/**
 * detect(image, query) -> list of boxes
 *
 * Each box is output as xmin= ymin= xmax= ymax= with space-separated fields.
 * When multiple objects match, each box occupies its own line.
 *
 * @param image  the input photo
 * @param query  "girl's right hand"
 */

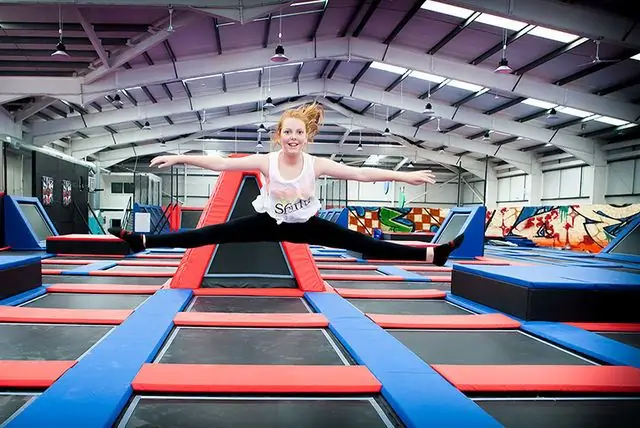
xmin=150 ymin=155 xmax=180 ymax=168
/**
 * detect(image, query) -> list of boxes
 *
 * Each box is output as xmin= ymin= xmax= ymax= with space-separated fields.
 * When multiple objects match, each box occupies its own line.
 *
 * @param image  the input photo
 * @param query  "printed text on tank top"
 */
xmin=267 ymin=151 xmax=315 ymax=217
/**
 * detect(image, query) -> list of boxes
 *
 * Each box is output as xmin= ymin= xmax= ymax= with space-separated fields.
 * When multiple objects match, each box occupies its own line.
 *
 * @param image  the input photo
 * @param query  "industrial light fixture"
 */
xmin=143 ymin=121 xmax=151 ymax=130
xmin=264 ymin=97 xmax=275 ymax=108
xmin=256 ymin=140 xmax=263 ymax=148
xmin=271 ymin=11 xmax=289 ymax=63
xmin=407 ymin=161 xmax=414 ymax=168
xmin=52 ymin=6 xmax=69 ymax=57
xmin=483 ymin=131 xmax=491 ymax=140
xmin=257 ymin=124 xmax=268 ymax=133
xmin=112 ymin=94 xmax=123 ymax=107
xmin=356 ymin=143 xmax=363 ymax=151
xmin=383 ymin=127 xmax=391 ymax=136
xmin=547 ymin=108 xmax=558 ymax=120
xmin=494 ymin=29 xmax=512 ymax=74
xmin=423 ymin=102 xmax=434 ymax=115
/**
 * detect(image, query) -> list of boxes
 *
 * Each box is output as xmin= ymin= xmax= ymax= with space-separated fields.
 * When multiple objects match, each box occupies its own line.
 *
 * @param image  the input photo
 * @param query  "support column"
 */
xmin=0 ymin=107 xmax=21 ymax=143
xmin=528 ymin=162 xmax=543 ymax=205
xmin=484 ymin=176 xmax=498 ymax=210
xmin=590 ymin=151 xmax=607 ymax=204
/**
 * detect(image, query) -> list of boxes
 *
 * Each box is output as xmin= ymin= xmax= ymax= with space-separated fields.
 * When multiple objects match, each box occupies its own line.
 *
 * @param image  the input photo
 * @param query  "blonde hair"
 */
xmin=272 ymin=103 xmax=324 ymax=146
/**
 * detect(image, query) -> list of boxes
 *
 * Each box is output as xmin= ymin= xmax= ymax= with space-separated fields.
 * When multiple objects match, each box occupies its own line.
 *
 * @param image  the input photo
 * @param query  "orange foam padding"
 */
xmin=431 ymin=365 xmax=640 ymax=393
xmin=335 ymin=288 xmax=446 ymax=299
xmin=282 ymin=241 xmax=325 ymax=291
xmin=0 ymin=306 xmax=131 ymax=325
xmin=194 ymin=288 xmax=304 ymax=297
xmin=369 ymin=313 xmax=521 ymax=329
xmin=88 ymin=270 xmax=172 ymax=277
xmin=322 ymin=274 xmax=407 ymax=281
xmin=0 ymin=360 xmax=76 ymax=388
xmin=41 ymin=269 xmax=62 ymax=275
xmin=46 ymin=284 xmax=162 ymax=294
xmin=401 ymin=266 xmax=451 ymax=272
xmin=565 ymin=322 xmax=640 ymax=332
xmin=117 ymin=260 xmax=180 ymax=267
xmin=174 ymin=312 xmax=329 ymax=327
xmin=314 ymin=256 xmax=357 ymax=262
xmin=132 ymin=364 xmax=381 ymax=393
xmin=42 ymin=259 xmax=91 ymax=265
xmin=425 ymin=276 xmax=452 ymax=282
xmin=316 ymin=264 xmax=378 ymax=270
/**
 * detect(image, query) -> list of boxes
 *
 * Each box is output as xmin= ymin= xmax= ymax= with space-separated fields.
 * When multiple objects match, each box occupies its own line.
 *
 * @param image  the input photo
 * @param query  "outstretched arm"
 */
xmin=150 ymin=153 xmax=268 ymax=175
xmin=315 ymin=157 xmax=436 ymax=185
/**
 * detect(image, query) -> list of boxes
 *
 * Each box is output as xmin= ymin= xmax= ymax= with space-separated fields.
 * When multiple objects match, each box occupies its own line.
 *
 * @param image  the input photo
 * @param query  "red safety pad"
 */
xmin=42 ymin=259 xmax=90 ymax=265
xmin=0 ymin=360 xmax=76 ymax=388
xmin=88 ymin=270 xmax=173 ymax=277
xmin=335 ymin=288 xmax=446 ymax=299
xmin=193 ymin=288 xmax=304 ymax=297
xmin=316 ymin=264 xmax=378 ymax=270
xmin=0 ymin=306 xmax=131 ymax=325
xmin=369 ymin=313 xmax=521 ymax=329
xmin=46 ymin=284 xmax=162 ymax=294
xmin=0 ymin=246 xmax=10 ymax=252
xmin=41 ymin=269 xmax=62 ymax=275
xmin=314 ymin=256 xmax=357 ymax=262
xmin=48 ymin=234 xmax=120 ymax=242
xmin=117 ymin=260 xmax=180 ymax=267
xmin=132 ymin=364 xmax=381 ymax=393
xmin=135 ymin=254 xmax=184 ymax=259
xmin=424 ymin=276 xmax=452 ymax=282
xmin=174 ymin=312 xmax=329 ymax=327
xmin=565 ymin=322 xmax=640 ymax=332
xmin=282 ymin=241 xmax=325 ymax=291
xmin=431 ymin=365 xmax=640 ymax=393
xmin=53 ymin=253 xmax=127 ymax=258
xmin=322 ymin=274 xmax=407 ymax=281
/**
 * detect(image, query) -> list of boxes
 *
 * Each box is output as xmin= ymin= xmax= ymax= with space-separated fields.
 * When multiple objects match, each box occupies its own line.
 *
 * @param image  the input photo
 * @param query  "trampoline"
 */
xmin=0 ymin=323 xmax=113 ymax=360
xmin=116 ymin=395 xmax=402 ymax=428
xmin=348 ymin=298 xmax=472 ymax=315
xmin=597 ymin=332 xmax=640 ymax=349
xmin=185 ymin=296 xmax=312 ymax=313
xmin=155 ymin=327 xmax=352 ymax=366
xmin=327 ymin=280 xmax=450 ymax=291
xmin=20 ymin=293 xmax=149 ymax=310
xmin=321 ymin=269 xmax=385 ymax=276
xmin=1 ymin=393 xmax=37 ymax=425
xmin=388 ymin=329 xmax=595 ymax=366
xmin=474 ymin=397 xmax=640 ymax=428
xmin=42 ymin=275 xmax=169 ymax=285
xmin=107 ymin=265 xmax=178 ymax=273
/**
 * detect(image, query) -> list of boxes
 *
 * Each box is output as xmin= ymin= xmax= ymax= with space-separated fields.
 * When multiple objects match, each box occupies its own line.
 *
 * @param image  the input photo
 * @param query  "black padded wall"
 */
xmin=32 ymin=152 xmax=90 ymax=235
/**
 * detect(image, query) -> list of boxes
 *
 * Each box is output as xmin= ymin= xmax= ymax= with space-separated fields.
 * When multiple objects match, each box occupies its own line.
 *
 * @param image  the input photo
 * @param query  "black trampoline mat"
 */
xmin=476 ymin=398 xmax=640 ymax=428
xmin=22 ymin=293 xmax=148 ymax=310
xmin=43 ymin=264 xmax=85 ymax=270
xmin=187 ymin=296 xmax=310 ymax=313
xmin=598 ymin=332 xmax=640 ymax=349
xmin=0 ymin=251 xmax=46 ymax=257
xmin=42 ymin=275 xmax=168 ymax=285
xmin=320 ymin=270 xmax=383 ymax=276
xmin=118 ymin=396 xmax=398 ymax=428
xmin=157 ymin=327 xmax=347 ymax=365
xmin=0 ymin=324 xmax=112 ymax=360
xmin=328 ymin=280 xmax=449 ymax=291
xmin=0 ymin=393 xmax=34 ymax=424
xmin=107 ymin=265 xmax=177 ymax=273
xmin=348 ymin=299 xmax=472 ymax=315
xmin=389 ymin=330 xmax=594 ymax=366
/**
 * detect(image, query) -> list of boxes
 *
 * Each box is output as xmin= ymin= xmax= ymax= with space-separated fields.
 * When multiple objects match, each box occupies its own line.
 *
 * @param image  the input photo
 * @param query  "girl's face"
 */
xmin=279 ymin=117 xmax=307 ymax=155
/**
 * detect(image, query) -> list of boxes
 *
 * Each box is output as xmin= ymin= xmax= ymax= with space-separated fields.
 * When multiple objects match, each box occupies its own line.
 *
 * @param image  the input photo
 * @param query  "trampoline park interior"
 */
xmin=1 ymin=0 xmax=640 ymax=427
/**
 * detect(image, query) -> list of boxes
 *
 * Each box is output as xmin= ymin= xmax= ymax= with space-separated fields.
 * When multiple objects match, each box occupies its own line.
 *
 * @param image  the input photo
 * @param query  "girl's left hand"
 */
xmin=404 ymin=170 xmax=436 ymax=185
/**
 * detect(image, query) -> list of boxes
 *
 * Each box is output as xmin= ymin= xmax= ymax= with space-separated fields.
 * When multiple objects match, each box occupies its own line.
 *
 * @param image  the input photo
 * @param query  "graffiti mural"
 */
xmin=348 ymin=204 xmax=640 ymax=252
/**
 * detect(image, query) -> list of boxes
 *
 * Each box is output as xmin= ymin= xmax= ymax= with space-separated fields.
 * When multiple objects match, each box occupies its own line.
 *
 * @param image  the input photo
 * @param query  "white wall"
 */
xmin=606 ymin=159 xmax=640 ymax=204
xmin=4 ymin=147 xmax=32 ymax=197
xmin=158 ymin=168 xmax=219 ymax=208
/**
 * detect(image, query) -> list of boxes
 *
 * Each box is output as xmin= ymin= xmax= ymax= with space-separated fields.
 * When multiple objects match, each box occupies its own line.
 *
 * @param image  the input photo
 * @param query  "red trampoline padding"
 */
xmin=425 ymin=276 xmax=452 ymax=282
xmin=193 ymin=288 xmax=303 ymax=297
xmin=46 ymin=284 xmax=162 ymax=294
xmin=322 ymin=274 xmax=407 ymax=281
xmin=42 ymin=259 xmax=90 ymax=265
xmin=282 ymin=241 xmax=325 ymax=292
xmin=316 ymin=264 xmax=378 ymax=270
xmin=0 ymin=246 xmax=10 ymax=252
xmin=117 ymin=260 xmax=180 ymax=267
xmin=0 ymin=306 xmax=131 ymax=325
xmin=335 ymin=288 xmax=446 ymax=299
xmin=48 ymin=234 xmax=120 ymax=242
xmin=0 ymin=360 xmax=76 ymax=388
xmin=368 ymin=313 xmax=520 ymax=329
xmin=132 ymin=364 xmax=381 ymax=393
xmin=41 ymin=269 xmax=62 ymax=275
xmin=431 ymin=365 xmax=640 ymax=393
xmin=89 ymin=270 xmax=173 ymax=277
xmin=135 ymin=254 xmax=184 ymax=259
xmin=174 ymin=312 xmax=329 ymax=327
xmin=565 ymin=322 xmax=640 ymax=332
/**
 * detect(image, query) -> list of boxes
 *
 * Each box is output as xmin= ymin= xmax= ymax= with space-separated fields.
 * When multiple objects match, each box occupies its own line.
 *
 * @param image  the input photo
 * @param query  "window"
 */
xmin=111 ymin=182 xmax=123 ymax=193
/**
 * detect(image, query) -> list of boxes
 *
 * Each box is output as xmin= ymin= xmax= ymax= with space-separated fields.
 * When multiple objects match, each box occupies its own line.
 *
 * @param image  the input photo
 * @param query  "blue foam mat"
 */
xmin=61 ymin=261 xmax=118 ymax=275
xmin=0 ymin=255 xmax=43 ymax=270
xmin=376 ymin=265 xmax=429 ymax=281
xmin=6 ymin=288 xmax=192 ymax=428
xmin=304 ymin=292 xmax=500 ymax=427
xmin=0 ymin=286 xmax=47 ymax=306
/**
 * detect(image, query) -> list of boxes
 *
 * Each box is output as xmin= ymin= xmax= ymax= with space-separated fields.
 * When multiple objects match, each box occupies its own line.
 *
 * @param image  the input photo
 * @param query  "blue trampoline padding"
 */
xmin=304 ymin=292 xmax=500 ymax=428
xmin=522 ymin=322 xmax=640 ymax=369
xmin=375 ymin=266 xmax=430 ymax=281
xmin=445 ymin=294 xmax=498 ymax=315
xmin=0 ymin=286 xmax=47 ymax=306
xmin=6 ymin=289 xmax=192 ymax=428
xmin=0 ymin=255 xmax=42 ymax=271
xmin=63 ymin=261 xmax=117 ymax=274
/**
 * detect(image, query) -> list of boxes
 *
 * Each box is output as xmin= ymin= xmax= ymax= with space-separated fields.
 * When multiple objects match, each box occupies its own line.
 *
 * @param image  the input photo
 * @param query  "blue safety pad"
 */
xmin=376 ymin=265 xmax=430 ymax=281
xmin=0 ymin=255 xmax=42 ymax=271
xmin=0 ymin=286 xmax=47 ymax=306
xmin=304 ymin=292 xmax=500 ymax=427
xmin=453 ymin=265 xmax=640 ymax=290
xmin=522 ymin=322 xmax=640 ymax=368
xmin=445 ymin=294 xmax=497 ymax=315
xmin=61 ymin=261 xmax=118 ymax=275
xmin=6 ymin=288 xmax=192 ymax=428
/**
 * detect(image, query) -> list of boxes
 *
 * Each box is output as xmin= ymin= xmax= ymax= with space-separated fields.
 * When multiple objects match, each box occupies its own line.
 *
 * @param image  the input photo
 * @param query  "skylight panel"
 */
xmin=556 ymin=106 xmax=594 ymax=118
xmin=447 ymin=80 xmax=484 ymax=92
xmin=528 ymin=26 xmax=579 ymax=43
xmin=183 ymin=73 xmax=223 ymax=82
xmin=226 ymin=67 xmax=262 ymax=75
xmin=409 ymin=71 xmax=446 ymax=83
xmin=291 ymin=0 xmax=325 ymax=6
xmin=594 ymin=116 xmax=629 ymax=126
xmin=364 ymin=155 xmax=385 ymax=165
xmin=521 ymin=98 xmax=557 ymax=109
xmin=475 ymin=13 xmax=527 ymax=31
xmin=370 ymin=61 xmax=407 ymax=74
xmin=420 ymin=1 xmax=474 ymax=19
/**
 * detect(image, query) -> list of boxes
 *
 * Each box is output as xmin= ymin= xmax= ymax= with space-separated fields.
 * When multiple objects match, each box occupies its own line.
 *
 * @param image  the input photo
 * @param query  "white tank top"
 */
xmin=252 ymin=150 xmax=321 ymax=224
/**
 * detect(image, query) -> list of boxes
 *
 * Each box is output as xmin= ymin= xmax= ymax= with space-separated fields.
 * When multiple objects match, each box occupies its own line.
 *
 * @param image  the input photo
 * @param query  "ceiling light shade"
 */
xmin=408 ymin=161 xmax=414 ymax=168
xmin=256 ymin=141 xmax=263 ymax=148
xmin=143 ymin=121 xmax=151 ymax=130
xmin=483 ymin=131 xmax=491 ymax=140
xmin=423 ymin=103 xmax=434 ymax=115
xmin=383 ymin=127 xmax=391 ymax=136
xmin=264 ymin=97 xmax=275 ymax=108
xmin=271 ymin=45 xmax=289 ymax=63
xmin=51 ymin=42 xmax=69 ymax=57
xmin=547 ymin=108 xmax=559 ymax=120
xmin=356 ymin=143 xmax=363 ymax=151
xmin=494 ymin=58 xmax=512 ymax=74
xmin=257 ymin=124 xmax=267 ymax=133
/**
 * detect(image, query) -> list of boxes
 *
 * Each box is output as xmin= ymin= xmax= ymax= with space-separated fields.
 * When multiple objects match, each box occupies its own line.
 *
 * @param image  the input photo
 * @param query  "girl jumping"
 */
xmin=109 ymin=103 xmax=464 ymax=266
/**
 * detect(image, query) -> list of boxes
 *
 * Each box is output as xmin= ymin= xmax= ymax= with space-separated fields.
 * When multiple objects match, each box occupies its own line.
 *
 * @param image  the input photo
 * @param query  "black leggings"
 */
xmin=146 ymin=213 xmax=428 ymax=261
